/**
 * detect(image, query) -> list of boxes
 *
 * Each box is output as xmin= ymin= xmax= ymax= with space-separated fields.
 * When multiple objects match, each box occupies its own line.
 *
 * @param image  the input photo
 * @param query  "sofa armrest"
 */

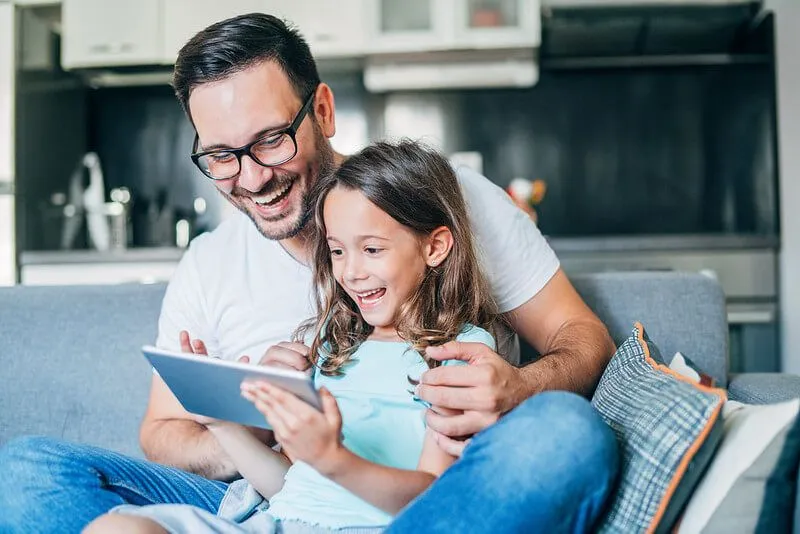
xmin=727 ymin=373 xmax=800 ymax=404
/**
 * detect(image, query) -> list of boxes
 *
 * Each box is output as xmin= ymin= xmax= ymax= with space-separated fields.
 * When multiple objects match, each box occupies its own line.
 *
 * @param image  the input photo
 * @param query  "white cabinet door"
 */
xmin=368 ymin=0 xmax=454 ymax=53
xmin=162 ymin=0 xmax=265 ymax=64
xmin=368 ymin=0 xmax=540 ymax=53
xmin=61 ymin=0 xmax=163 ymax=69
xmin=273 ymin=0 xmax=368 ymax=58
xmin=455 ymin=0 xmax=540 ymax=48
xmin=0 ymin=195 xmax=14 ymax=286
xmin=165 ymin=1 xmax=369 ymax=64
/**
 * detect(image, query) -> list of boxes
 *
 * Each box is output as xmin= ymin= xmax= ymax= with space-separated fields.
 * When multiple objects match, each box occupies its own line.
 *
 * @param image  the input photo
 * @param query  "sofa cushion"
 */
xmin=676 ymin=399 xmax=800 ymax=533
xmin=591 ymin=323 xmax=727 ymax=534
xmin=0 ymin=283 xmax=166 ymax=458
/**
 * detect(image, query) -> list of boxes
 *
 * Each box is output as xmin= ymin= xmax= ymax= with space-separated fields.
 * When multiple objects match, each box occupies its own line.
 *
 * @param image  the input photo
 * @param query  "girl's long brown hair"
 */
xmin=295 ymin=140 xmax=499 ymax=376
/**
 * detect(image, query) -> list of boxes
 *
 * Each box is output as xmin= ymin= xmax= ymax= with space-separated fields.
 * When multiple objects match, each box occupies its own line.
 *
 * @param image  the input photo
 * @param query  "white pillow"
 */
xmin=676 ymin=399 xmax=800 ymax=533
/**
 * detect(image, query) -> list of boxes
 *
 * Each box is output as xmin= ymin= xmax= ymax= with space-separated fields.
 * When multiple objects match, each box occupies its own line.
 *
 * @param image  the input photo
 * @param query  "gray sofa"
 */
xmin=1 ymin=272 xmax=800 ymax=525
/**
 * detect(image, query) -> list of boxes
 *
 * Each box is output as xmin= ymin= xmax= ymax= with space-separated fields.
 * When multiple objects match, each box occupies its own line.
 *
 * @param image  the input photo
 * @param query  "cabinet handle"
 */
xmin=88 ymin=43 xmax=135 ymax=55
xmin=88 ymin=43 xmax=111 ymax=54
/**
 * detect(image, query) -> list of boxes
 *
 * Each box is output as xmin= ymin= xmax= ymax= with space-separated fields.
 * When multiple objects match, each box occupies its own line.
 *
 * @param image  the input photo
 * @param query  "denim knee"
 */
xmin=0 ymin=436 xmax=64 ymax=519
xmin=468 ymin=391 xmax=619 ymax=498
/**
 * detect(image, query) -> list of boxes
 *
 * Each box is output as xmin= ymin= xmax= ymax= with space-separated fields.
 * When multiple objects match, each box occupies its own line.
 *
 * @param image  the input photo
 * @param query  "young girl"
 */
xmin=89 ymin=141 xmax=499 ymax=533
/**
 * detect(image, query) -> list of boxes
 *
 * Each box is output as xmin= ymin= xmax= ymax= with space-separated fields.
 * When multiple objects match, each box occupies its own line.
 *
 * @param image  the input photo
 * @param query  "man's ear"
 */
xmin=314 ymin=83 xmax=336 ymax=138
xmin=425 ymin=226 xmax=454 ymax=267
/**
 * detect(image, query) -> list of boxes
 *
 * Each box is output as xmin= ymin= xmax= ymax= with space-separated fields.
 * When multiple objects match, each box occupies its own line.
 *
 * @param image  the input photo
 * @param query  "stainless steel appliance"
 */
xmin=554 ymin=235 xmax=780 ymax=373
xmin=0 ymin=2 xmax=15 ymax=286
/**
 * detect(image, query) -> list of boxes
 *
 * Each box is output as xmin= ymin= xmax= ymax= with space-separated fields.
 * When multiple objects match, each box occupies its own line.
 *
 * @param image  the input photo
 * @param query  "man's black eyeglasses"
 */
xmin=191 ymin=89 xmax=316 ymax=181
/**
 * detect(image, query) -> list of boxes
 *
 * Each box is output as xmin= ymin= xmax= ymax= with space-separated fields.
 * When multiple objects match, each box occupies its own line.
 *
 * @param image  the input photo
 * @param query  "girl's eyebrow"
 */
xmin=326 ymin=234 xmax=390 ymax=243
xmin=355 ymin=235 xmax=390 ymax=242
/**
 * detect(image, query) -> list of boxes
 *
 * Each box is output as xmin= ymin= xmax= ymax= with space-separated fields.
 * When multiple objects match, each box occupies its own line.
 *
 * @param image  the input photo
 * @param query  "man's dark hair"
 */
xmin=172 ymin=13 xmax=320 ymax=118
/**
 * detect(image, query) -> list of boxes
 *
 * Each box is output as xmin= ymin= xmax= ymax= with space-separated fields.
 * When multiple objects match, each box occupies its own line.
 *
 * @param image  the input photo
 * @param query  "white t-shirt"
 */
xmin=155 ymin=166 xmax=560 ymax=365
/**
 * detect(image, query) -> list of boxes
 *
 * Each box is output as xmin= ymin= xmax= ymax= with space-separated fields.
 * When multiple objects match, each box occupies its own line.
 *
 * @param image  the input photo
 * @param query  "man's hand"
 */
xmin=179 ymin=330 xmax=251 ymax=428
xmin=416 ymin=341 xmax=532 ymax=456
xmin=258 ymin=342 xmax=312 ymax=375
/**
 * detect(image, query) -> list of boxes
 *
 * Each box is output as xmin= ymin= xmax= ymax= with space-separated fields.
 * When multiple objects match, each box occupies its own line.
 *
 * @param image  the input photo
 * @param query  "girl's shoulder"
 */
xmin=455 ymin=324 xmax=496 ymax=351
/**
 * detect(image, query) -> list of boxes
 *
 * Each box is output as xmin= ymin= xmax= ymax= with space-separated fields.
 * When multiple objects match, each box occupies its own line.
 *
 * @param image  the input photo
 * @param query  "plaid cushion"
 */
xmin=591 ymin=323 xmax=727 ymax=533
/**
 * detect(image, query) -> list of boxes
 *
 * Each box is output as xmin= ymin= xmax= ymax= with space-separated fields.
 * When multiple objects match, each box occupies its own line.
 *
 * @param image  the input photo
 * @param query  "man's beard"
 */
xmin=226 ymin=131 xmax=336 ymax=241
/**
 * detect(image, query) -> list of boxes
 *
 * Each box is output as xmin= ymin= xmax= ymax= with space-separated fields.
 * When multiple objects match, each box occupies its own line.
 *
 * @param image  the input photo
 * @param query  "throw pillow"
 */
xmin=676 ymin=399 xmax=800 ymax=533
xmin=591 ymin=322 xmax=727 ymax=534
xmin=665 ymin=382 xmax=800 ymax=534
xmin=670 ymin=352 xmax=717 ymax=388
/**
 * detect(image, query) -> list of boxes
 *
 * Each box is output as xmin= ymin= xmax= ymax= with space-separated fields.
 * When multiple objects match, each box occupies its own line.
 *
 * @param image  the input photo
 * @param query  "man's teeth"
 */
xmin=253 ymin=182 xmax=292 ymax=205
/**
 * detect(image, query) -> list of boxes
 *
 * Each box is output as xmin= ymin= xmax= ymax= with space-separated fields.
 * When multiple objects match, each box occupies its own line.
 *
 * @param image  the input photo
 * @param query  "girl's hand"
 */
xmin=241 ymin=383 xmax=344 ymax=472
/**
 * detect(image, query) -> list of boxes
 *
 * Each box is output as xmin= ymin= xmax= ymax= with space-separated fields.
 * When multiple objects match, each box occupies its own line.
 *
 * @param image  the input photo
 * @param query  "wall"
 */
xmin=766 ymin=0 xmax=800 ymax=373
xmin=74 ymin=64 xmax=776 ymax=247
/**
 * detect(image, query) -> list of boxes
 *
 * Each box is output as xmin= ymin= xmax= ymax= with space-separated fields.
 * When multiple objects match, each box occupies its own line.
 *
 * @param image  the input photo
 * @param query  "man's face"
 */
xmin=188 ymin=62 xmax=335 ymax=240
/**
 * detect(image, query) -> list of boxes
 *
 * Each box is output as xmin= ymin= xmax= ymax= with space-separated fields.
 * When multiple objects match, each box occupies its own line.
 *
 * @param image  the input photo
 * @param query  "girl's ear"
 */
xmin=425 ymin=226 xmax=454 ymax=267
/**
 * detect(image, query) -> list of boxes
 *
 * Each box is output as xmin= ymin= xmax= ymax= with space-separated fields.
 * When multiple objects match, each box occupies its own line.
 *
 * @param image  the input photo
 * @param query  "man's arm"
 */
xmin=507 ymin=268 xmax=615 ymax=397
xmin=139 ymin=374 xmax=244 ymax=480
xmin=139 ymin=334 xmax=275 ymax=480
xmin=416 ymin=269 xmax=614 ymax=454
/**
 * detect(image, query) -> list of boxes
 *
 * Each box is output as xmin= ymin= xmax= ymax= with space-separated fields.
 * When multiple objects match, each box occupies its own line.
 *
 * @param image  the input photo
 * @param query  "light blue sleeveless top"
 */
xmin=265 ymin=324 xmax=496 ymax=529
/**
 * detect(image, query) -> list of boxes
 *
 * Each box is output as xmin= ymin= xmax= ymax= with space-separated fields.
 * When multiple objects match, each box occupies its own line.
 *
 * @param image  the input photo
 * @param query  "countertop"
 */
xmin=547 ymin=234 xmax=779 ymax=254
xmin=20 ymin=247 xmax=187 ymax=265
xmin=19 ymin=234 xmax=779 ymax=266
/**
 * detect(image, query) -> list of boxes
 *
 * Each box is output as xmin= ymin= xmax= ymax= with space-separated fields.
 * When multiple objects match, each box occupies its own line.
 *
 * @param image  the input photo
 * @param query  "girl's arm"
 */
xmin=316 ymin=428 xmax=456 ymax=514
xmin=243 ymin=382 xmax=457 ymax=514
xmin=204 ymin=422 xmax=292 ymax=499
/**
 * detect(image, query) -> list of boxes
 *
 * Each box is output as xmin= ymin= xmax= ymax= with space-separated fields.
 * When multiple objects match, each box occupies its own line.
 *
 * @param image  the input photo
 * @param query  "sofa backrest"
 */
xmin=0 ymin=271 xmax=728 ymax=458
xmin=570 ymin=271 xmax=728 ymax=387
xmin=0 ymin=283 xmax=165 ymax=458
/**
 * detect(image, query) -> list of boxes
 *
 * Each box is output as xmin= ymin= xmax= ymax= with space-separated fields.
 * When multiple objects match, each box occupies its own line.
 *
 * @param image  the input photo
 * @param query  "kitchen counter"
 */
xmin=547 ymin=234 xmax=779 ymax=254
xmin=20 ymin=234 xmax=779 ymax=265
xmin=18 ymin=234 xmax=779 ymax=293
xmin=19 ymin=247 xmax=185 ymax=286
xmin=20 ymin=247 xmax=187 ymax=266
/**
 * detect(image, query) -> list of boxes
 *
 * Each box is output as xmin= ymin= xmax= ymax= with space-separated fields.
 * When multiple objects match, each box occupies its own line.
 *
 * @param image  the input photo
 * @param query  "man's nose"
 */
xmin=237 ymin=154 xmax=273 ymax=193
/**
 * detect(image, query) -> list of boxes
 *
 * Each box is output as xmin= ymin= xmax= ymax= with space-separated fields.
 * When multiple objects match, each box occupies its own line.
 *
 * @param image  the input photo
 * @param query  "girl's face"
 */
xmin=323 ymin=186 xmax=429 ymax=340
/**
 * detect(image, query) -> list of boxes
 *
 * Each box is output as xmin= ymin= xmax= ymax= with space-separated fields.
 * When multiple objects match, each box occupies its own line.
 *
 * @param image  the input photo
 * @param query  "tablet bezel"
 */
xmin=142 ymin=345 xmax=321 ymax=429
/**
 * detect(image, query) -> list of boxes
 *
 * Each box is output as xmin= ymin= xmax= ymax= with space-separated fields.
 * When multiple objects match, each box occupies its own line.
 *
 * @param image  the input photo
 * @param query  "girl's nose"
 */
xmin=344 ymin=256 xmax=368 ymax=282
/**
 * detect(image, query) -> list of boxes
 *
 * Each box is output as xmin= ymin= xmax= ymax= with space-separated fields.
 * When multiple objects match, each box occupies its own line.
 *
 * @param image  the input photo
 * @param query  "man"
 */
xmin=0 ymin=13 xmax=618 ymax=533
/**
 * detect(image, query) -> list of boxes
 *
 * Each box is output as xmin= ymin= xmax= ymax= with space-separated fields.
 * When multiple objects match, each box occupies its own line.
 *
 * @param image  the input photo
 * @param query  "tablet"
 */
xmin=142 ymin=345 xmax=321 ymax=429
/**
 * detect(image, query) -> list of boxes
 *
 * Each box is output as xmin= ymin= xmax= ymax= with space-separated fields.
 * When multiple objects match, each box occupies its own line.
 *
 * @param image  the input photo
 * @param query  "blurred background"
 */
xmin=0 ymin=0 xmax=798 ymax=374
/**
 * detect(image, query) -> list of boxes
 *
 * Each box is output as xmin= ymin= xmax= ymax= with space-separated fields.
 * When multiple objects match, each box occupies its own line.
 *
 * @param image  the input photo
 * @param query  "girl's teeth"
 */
xmin=359 ymin=288 xmax=386 ymax=304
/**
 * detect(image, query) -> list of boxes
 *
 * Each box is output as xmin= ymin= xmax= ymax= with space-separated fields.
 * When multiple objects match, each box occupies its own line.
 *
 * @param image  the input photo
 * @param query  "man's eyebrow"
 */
xmin=199 ymin=123 xmax=291 ymax=151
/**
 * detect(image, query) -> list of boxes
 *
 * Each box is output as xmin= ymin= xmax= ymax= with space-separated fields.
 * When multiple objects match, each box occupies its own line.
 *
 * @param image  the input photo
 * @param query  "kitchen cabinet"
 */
xmin=367 ymin=0 xmax=451 ymax=53
xmin=61 ymin=0 xmax=163 ymax=69
xmin=163 ymin=1 xmax=367 ymax=64
xmin=162 ymin=0 xmax=265 ymax=63
xmin=0 ymin=195 xmax=14 ymax=286
xmin=276 ymin=0 xmax=368 ymax=59
xmin=19 ymin=249 xmax=184 ymax=286
xmin=456 ymin=0 xmax=540 ymax=48
xmin=368 ymin=0 xmax=540 ymax=53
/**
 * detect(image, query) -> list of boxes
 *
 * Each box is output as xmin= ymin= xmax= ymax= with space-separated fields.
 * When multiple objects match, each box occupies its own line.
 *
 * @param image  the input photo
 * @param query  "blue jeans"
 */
xmin=0 ymin=392 xmax=617 ymax=534
xmin=0 ymin=437 xmax=228 ymax=533
xmin=387 ymin=391 xmax=619 ymax=533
